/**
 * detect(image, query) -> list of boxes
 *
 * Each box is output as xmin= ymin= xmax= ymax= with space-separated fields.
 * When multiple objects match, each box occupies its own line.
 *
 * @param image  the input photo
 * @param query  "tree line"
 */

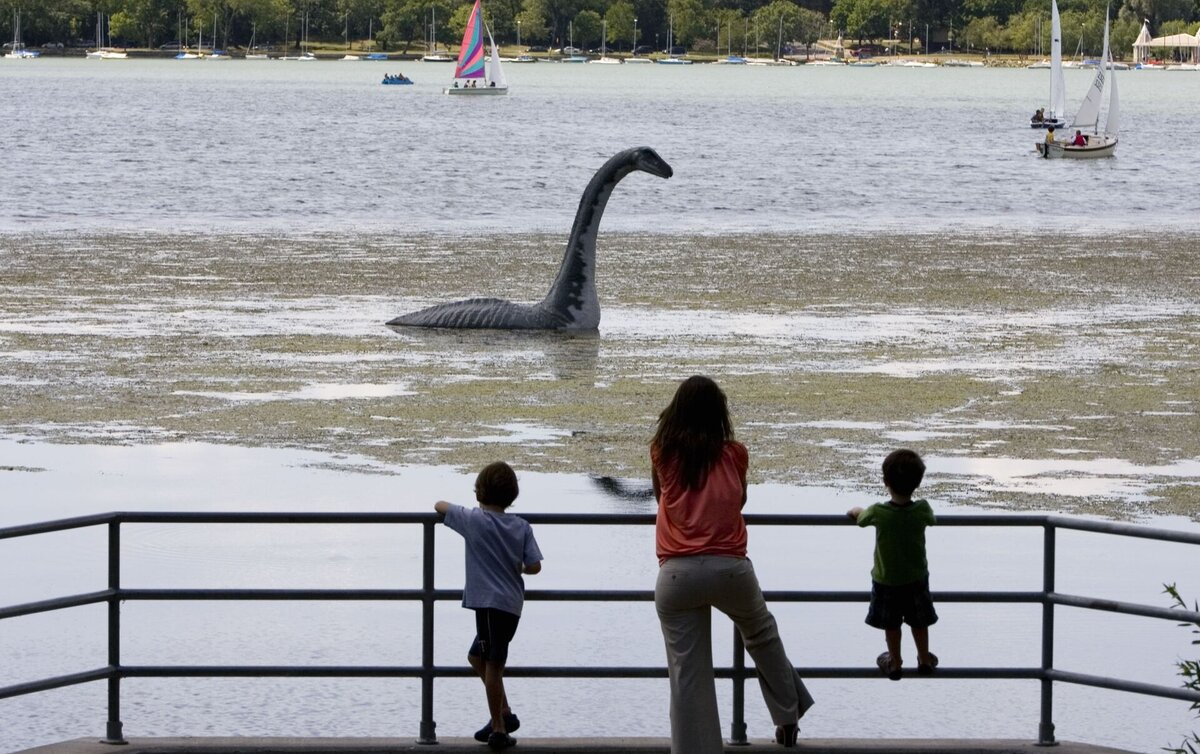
xmin=3 ymin=0 xmax=1197 ymax=58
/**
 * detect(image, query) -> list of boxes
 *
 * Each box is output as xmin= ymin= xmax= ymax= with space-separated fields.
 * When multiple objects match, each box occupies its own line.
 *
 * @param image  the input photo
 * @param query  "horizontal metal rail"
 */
xmin=2 ymin=510 xmax=1199 ymax=748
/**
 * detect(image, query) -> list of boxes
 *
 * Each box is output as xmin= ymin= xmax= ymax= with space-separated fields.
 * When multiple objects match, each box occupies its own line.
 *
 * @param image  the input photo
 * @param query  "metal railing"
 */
xmin=3 ymin=511 xmax=1200 ymax=747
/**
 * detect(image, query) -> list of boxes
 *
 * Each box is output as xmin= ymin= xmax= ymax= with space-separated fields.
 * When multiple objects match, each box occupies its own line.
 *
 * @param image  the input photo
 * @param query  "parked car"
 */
xmin=559 ymin=46 xmax=580 ymax=54
xmin=526 ymin=45 xmax=547 ymax=53
xmin=41 ymin=41 xmax=64 ymax=49
xmin=666 ymin=45 xmax=686 ymax=55
xmin=633 ymin=44 xmax=653 ymax=54
xmin=159 ymin=41 xmax=182 ymax=50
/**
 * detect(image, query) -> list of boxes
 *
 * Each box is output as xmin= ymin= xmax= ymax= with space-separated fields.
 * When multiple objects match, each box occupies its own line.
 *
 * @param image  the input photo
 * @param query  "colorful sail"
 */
xmin=454 ymin=0 xmax=486 ymax=79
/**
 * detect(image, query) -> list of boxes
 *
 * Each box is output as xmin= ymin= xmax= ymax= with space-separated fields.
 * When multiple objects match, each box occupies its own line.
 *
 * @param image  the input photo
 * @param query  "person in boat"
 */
xmin=1071 ymin=130 xmax=1087 ymax=147
xmin=1042 ymin=126 xmax=1055 ymax=158
xmin=1032 ymin=108 xmax=1045 ymax=124
xmin=453 ymin=80 xmax=459 ymax=88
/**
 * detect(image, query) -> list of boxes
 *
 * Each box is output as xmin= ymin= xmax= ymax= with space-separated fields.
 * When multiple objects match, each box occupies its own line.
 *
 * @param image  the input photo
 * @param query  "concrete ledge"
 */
xmin=17 ymin=738 xmax=1137 ymax=754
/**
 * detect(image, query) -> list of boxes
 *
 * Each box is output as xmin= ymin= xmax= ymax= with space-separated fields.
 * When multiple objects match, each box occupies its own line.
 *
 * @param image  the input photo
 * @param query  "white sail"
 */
xmin=1071 ymin=65 xmax=1104 ymax=132
xmin=1049 ymin=0 xmax=1067 ymax=120
xmin=486 ymin=23 xmax=507 ymax=88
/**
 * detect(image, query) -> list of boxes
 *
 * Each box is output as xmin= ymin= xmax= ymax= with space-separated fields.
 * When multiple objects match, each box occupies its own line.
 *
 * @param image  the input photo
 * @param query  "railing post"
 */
xmin=417 ymin=519 xmax=438 ymax=745
xmin=101 ymin=520 xmax=126 ymax=745
xmin=1037 ymin=523 xmax=1057 ymax=746
xmin=728 ymin=629 xmax=748 ymax=745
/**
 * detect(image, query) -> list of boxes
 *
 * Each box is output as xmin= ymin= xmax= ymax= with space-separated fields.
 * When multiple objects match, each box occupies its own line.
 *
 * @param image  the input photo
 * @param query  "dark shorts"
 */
xmin=469 ymin=608 xmax=521 ymax=664
xmin=865 ymin=576 xmax=938 ymax=630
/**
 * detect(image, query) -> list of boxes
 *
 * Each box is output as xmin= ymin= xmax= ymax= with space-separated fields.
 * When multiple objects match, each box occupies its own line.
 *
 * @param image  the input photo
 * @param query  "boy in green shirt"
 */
xmin=847 ymin=448 xmax=938 ymax=681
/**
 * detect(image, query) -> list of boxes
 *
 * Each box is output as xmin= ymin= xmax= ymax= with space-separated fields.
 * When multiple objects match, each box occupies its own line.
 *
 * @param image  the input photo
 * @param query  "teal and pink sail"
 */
xmin=453 ymin=0 xmax=486 ymax=79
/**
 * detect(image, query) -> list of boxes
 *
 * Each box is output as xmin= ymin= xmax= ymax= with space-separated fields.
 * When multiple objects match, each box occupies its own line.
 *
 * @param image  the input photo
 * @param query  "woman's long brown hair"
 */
xmin=651 ymin=375 xmax=734 ymax=490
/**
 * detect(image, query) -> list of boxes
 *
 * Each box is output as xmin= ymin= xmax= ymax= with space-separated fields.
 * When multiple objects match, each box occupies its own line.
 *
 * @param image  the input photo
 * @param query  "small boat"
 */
xmin=382 ymin=74 xmax=413 ymax=85
xmin=657 ymin=16 xmax=692 ymax=64
xmin=624 ymin=56 xmax=652 ymax=64
xmin=87 ymin=14 xmax=129 ymax=61
xmin=807 ymin=57 xmax=845 ymax=66
xmin=588 ymin=21 xmax=621 ymax=64
xmin=423 ymin=7 xmax=454 ymax=61
xmin=366 ymin=53 xmax=388 ymax=61
xmin=511 ymin=54 xmax=537 ymax=63
xmin=1038 ymin=9 xmax=1118 ymax=159
xmin=341 ymin=54 xmax=361 ymax=61
xmin=6 ymin=11 xmax=40 ymax=58
xmin=1030 ymin=0 xmax=1068 ymax=130
xmin=444 ymin=0 xmax=507 ymax=95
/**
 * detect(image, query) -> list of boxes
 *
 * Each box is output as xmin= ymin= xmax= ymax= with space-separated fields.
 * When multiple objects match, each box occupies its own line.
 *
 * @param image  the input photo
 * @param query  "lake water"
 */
xmin=4 ymin=58 xmax=1200 ymax=233
xmin=2 ymin=58 xmax=1200 ymax=752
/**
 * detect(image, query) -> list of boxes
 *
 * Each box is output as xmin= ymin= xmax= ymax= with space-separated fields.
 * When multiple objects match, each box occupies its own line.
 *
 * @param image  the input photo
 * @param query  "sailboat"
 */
xmin=1038 ymin=7 xmax=1118 ymax=159
xmin=444 ymin=0 xmax=507 ymax=95
xmin=1030 ymin=0 xmax=1067 ymax=128
xmin=588 ymin=20 xmax=621 ymax=64
xmin=713 ymin=19 xmax=747 ymax=64
xmin=561 ymin=21 xmax=587 ymax=62
xmin=657 ymin=16 xmax=692 ymax=64
xmin=86 ymin=13 xmax=128 ymax=59
xmin=208 ymin=16 xmax=231 ymax=60
xmin=5 ymin=10 xmax=39 ymax=58
xmin=423 ymin=7 xmax=454 ymax=62
xmin=281 ymin=12 xmax=316 ymax=60
xmin=245 ymin=22 xmax=269 ymax=59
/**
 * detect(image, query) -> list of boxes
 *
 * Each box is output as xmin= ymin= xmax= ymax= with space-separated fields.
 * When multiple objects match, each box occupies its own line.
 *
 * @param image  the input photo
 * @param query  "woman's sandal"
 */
xmin=774 ymin=722 xmax=799 ymax=747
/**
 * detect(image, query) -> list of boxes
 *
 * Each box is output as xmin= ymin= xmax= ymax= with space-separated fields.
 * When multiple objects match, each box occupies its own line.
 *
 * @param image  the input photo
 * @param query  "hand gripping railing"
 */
xmin=3 ymin=511 xmax=1200 ymax=747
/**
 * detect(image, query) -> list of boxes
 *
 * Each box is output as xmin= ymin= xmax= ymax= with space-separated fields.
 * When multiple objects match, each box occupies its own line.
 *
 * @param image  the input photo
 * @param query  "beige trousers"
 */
xmin=655 ymin=555 xmax=814 ymax=754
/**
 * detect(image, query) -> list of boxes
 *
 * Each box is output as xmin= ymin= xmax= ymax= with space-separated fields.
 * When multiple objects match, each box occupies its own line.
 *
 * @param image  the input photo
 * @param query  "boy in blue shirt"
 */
xmin=436 ymin=461 xmax=543 ymax=751
xmin=847 ymin=448 xmax=938 ymax=681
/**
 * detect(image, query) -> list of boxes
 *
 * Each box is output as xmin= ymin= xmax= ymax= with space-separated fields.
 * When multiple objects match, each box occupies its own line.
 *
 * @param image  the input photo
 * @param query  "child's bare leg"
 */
xmin=483 ymin=660 xmax=508 ymax=732
xmin=911 ymin=625 xmax=932 ymax=665
xmin=469 ymin=653 xmax=511 ymax=715
xmin=885 ymin=627 xmax=903 ymax=669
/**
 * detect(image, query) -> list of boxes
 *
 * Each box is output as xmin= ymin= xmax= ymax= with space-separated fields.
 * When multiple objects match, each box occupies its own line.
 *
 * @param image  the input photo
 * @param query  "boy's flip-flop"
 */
xmin=877 ymin=651 xmax=902 ymax=681
xmin=918 ymin=653 xmax=940 ymax=675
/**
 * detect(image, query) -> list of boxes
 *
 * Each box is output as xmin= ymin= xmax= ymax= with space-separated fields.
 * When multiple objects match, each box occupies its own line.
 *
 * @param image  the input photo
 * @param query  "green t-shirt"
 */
xmin=856 ymin=499 xmax=936 ymax=586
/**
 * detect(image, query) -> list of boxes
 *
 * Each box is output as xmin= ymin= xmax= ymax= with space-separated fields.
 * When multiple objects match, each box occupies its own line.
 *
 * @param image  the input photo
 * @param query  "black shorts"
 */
xmin=469 ymin=608 xmax=521 ymax=664
xmin=865 ymin=577 xmax=938 ymax=630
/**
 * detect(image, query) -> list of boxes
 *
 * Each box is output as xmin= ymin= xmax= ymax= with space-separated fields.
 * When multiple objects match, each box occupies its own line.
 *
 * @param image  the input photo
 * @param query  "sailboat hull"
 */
xmin=444 ymin=85 xmax=507 ymax=95
xmin=1037 ymin=136 xmax=1117 ymax=159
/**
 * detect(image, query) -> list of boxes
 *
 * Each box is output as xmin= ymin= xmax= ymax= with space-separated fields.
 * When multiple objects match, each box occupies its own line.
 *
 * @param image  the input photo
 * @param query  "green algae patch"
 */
xmin=1 ymin=231 xmax=1198 ymax=520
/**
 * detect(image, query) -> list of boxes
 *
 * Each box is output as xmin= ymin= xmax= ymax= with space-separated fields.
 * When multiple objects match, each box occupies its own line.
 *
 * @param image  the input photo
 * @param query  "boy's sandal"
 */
xmin=474 ymin=713 xmax=521 ymax=743
xmin=877 ymin=651 xmax=902 ymax=681
xmin=917 ymin=653 xmax=940 ymax=675
xmin=774 ymin=722 xmax=799 ymax=747
xmin=487 ymin=731 xmax=517 ymax=751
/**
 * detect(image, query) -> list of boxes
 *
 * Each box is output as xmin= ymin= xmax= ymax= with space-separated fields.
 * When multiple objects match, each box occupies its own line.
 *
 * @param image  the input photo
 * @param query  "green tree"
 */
xmin=666 ymin=0 xmax=705 ymax=47
xmin=794 ymin=6 xmax=826 ymax=56
xmin=961 ymin=14 xmax=1001 ymax=51
xmin=573 ymin=7 xmax=600 ymax=47
xmin=1164 ymin=584 xmax=1200 ymax=754
xmin=605 ymin=0 xmax=634 ymax=50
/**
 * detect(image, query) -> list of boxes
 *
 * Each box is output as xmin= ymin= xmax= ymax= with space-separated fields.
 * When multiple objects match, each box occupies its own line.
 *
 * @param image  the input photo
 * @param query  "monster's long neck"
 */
xmin=540 ymin=151 xmax=639 ymax=329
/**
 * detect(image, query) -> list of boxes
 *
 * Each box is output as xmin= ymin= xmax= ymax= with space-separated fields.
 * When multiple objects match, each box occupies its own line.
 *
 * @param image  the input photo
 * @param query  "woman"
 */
xmin=651 ymin=375 xmax=813 ymax=752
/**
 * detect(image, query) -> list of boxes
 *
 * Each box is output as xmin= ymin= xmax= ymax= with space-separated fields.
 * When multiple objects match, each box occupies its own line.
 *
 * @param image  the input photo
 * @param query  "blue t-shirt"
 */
xmin=443 ymin=504 xmax=543 ymax=616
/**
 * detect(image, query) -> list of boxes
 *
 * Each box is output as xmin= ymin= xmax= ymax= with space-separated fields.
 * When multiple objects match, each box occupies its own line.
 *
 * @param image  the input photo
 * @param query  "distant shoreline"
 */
xmin=22 ymin=46 xmax=1060 ymax=68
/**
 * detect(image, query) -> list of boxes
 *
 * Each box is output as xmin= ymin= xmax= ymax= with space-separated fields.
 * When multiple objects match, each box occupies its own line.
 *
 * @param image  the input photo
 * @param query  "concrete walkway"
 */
xmin=18 ymin=737 xmax=1137 ymax=754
